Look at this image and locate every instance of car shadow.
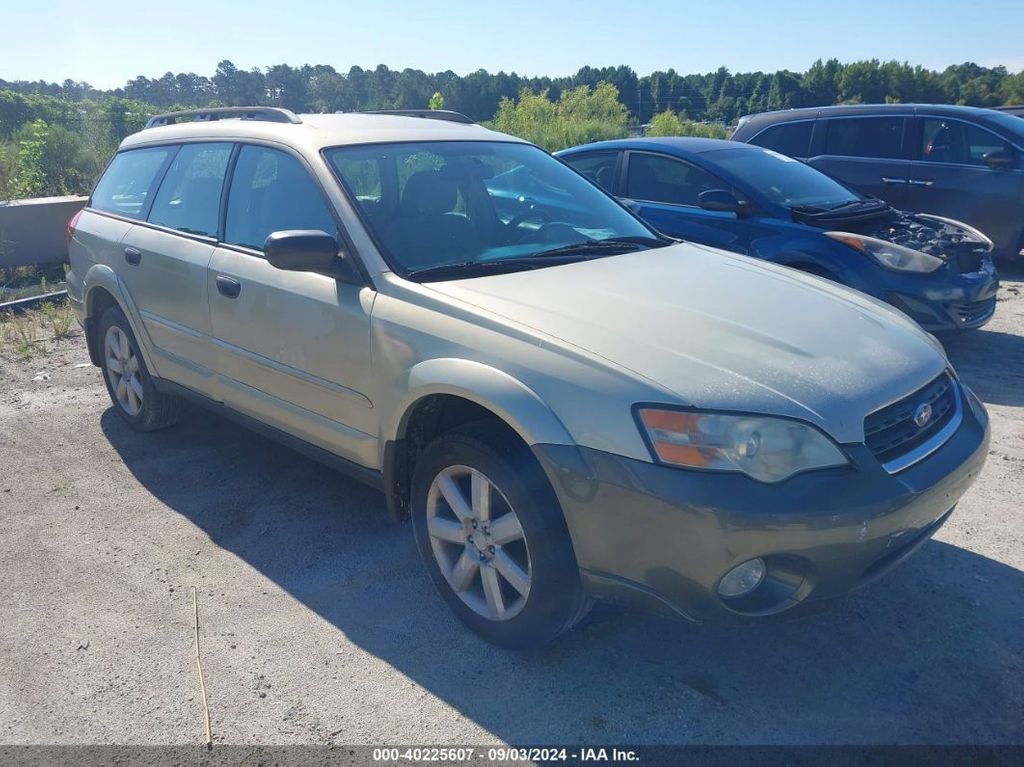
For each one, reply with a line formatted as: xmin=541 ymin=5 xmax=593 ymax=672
xmin=100 ymin=407 xmax=1024 ymax=745
xmin=943 ymin=324 xmax=1024 ymax=407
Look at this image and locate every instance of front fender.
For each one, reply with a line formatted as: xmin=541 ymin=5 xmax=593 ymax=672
xmin=383 ymin=357 xmax=576 ymax=450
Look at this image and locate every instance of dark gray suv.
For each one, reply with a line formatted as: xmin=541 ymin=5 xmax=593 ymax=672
xmin=732 ymin=104 xmax=1024 ymax=261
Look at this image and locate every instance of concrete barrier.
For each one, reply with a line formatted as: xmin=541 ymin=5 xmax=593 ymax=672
xmin=0 ymin=196 xmax=88 ymax=268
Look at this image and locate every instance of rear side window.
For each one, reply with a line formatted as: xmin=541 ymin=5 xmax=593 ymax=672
xmin=921 ymin=118 xmax=1017 ymax=166
xmin=90 ymin=147 xmax=175 ymax=219
xmin=748 ymin=122 xmax=812 ymax=158
xmin=225 ymin=146 xmax=336 ymax=251
xmin=148 ymin=143 xmax=232 ymax=237
xmin=625 ymin=153 xmax=721 ymax=207
xmin=823 ymin=117 xmax=904 ymax=159
xmin=563 ymin=152 xmax=619 ymax=193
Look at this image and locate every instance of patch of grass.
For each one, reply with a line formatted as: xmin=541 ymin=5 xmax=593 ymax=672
xmin=1 ymin=312 xmax=47 ymax=360
xmin=39 ymin=299 xmax=77 ymax=340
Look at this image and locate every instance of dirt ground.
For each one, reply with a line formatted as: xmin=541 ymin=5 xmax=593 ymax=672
xmin=0 ymin=274 xmax=1022 ymax=747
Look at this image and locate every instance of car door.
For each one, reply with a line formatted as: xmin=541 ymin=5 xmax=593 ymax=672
xmin=808 ymin=115 xmax=911 ymax=208
xmin=119 ymin=142 xmax=233 ymax=386
xmin=620 ymin=151 xmax=771 ymax=255
xmin=908 ymin=116 xmax=1024 ymax=257
xmin=209 ymin=143 xmax=377 ymax=467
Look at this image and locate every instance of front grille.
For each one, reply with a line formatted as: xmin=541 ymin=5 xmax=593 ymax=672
xmin=864 ymin=372 xmax=958 ymax=468
xmin=949 ymin=297 xmax=996 ymax=327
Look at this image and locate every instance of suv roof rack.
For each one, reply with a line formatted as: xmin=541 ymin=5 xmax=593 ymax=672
xmin=359 ymin=109 xmax=475 ymax=125
xmin=145 ymin=106 xmax=302 ymax=129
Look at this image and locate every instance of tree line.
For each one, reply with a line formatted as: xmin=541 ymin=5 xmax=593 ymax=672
xmin=4 ymin=58 xmax=1023 ymax=128
xmin=1 ymin=58 xmax=1022 ymax=199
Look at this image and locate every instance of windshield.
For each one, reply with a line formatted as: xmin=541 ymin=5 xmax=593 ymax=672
xmin=708 ymin=147 xmax=863 ymax=209
xmin=324 ymin=141 xmax=658 ymax=278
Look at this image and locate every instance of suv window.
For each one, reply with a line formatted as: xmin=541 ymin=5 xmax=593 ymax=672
xmin=748 ymin=122 xmax=812 ymax=157
xmin=225 ymin=146 xmax=336 ymax=251
xmin=921 ymin=118 xmax=1016 ymax=166
xmin=823 ymin=117 xmax=904 ymax=159
xmin=563 ymin=152 xmax=619 ymax=193
xmin=148 ymin=143 xmax=232 ymax=237
xmin=90 ymin=147 xmax=175 ymax=220
xmin=625 ymin=153 xmax=720 ymax=207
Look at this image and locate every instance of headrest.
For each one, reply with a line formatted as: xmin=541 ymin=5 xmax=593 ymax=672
xmin=402 ymin=170 xmax=458 ymax=215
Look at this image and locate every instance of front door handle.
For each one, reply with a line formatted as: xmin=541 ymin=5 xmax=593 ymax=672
xmin=124 ymin=247 xmax=142 ymax=265
xmin=909 ymin=179 xmax=934 ymax=186
xmin=215 ymin=274 xmax=241 ymax=298
xmin=881 ymin=177 xmax=909 ymax=185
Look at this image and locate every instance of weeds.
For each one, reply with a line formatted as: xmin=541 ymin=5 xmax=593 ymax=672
xmin=0 ymin=298 xmax=77 ymax=360
xmin=39 ymin=300 xmax=76 ymax=340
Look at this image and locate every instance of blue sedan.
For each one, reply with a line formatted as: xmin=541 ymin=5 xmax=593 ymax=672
xmin=557 ymin=138 xmax=999 ymax=333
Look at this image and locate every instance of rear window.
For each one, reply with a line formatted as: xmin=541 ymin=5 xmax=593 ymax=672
xmin=748 ymin=122 xmax=812 ymax=158
xmin=90 ymin=147 xmax=175 ymax=219
xmin=823 ymin=117 xmax=905 ymax=159
xmin=148 ymin=143 xmax=232 ymax=237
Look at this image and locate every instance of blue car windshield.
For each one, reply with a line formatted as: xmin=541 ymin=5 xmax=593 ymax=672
xmin=325 ymin=141 xmax=657 ymax=276
xmin=708 ymin=147 xmax=863 ymax=209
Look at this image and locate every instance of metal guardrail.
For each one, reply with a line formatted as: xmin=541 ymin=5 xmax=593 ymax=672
xmin=0 ymin=195 xmax=87 ymax=268
xmin=0 ymin=289 xmax=69 ymax=314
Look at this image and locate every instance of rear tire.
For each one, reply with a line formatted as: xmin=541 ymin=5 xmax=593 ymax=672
xmin=411 ymin=421 xmax=590 ymax=648
xmin=98 ymin=305 xmax=182 ymax=432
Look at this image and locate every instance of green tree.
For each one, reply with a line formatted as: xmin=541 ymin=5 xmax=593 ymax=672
xmin=428 ymin=91 xmax=445 ymax=110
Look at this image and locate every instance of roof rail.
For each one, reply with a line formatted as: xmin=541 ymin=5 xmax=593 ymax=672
xmin=359 ymin=109 xmax=475 ymax=125
xmin=145 ymin=106 xmax=302 ymax=129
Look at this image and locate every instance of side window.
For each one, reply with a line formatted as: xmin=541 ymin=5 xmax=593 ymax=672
xmin=922 ymin=118 xmax=1015 ymax=166
xmin=625 ymin=153 xmax=721 ymax=207
xmin=90 ymin=147 xmax=175 ymax=219
xmin=823 ymin=117 xmax=904 ymax=159
xmin=563 ymin=152 xmax=619 ymax=193
xmin=748 ymin=122 xmax=812 ymax=158
xmin=225 ymin=146 xmax=336 ymax=251
xmin=148 ymin=143 xmax=232 ymax=236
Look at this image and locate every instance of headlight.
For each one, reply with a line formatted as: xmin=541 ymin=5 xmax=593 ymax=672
xmin=825 ymin=231 xmax=944 ymax=273
xmin=637 ymin=408 xmax=848 ymax=483
xmin=914 ymin=214 xmax=994 ymax=251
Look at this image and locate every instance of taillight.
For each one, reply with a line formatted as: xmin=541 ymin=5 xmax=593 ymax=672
xmin=66 ymin=209 xmax=83 ymax=251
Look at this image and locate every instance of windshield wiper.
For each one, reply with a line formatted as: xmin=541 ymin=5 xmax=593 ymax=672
xmin=528 ymin=238 xmax=659 ymax=259
xmin=406 ymin=254 xmax=592 ymax=281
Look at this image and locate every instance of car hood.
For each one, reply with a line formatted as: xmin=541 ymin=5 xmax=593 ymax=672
xmin=425 ymin=243 xmax=948 ymax=444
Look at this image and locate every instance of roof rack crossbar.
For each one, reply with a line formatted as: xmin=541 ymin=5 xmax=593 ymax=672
xmin=145 ymin=107 xmax=302 ymax=129
xmin=359 ymin=109 xmax=475 ymax=125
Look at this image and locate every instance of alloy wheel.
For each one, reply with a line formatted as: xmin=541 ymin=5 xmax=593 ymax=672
xmin=104 ymin=325 xmax=143 ymax=416
xmin=425 ymin=465 xmax=532 ymax=621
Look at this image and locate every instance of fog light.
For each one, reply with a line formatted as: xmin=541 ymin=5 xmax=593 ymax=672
xmin=718 ymin=558 xmax=766 ymax=599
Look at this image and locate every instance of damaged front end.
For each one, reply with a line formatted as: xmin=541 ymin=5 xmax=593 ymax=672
xmin=794 ymin=205 xmax=999 ymax=332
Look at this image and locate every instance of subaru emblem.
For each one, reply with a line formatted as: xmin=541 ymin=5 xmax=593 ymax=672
xmin=913 ymin=402 xmax=933 ymax=428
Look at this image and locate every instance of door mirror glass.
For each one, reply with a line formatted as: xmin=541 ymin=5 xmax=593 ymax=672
xmin=982 ymin=148 xmax=1016 ymax=170
xmin=698 ymin=188 xmax=744 ymax=214
xmin=264 ymin=230 xmax=339 ymax=273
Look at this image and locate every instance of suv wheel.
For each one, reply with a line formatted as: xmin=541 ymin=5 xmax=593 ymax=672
xmin=411 ymin=422 xmax=591 ymax=648
xmin=98 ymin=305 xmax=182 ymax=431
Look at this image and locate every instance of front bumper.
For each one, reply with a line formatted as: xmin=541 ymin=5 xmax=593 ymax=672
xmin=884 ymin=260 xmax=999 ymax=333
xmin=534 ymin=388 xmax=989 ymax=622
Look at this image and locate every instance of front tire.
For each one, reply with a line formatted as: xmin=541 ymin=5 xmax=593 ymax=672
xmin=98 ymin=305 xmax=182 ymax=431
xmin=411 ymin=422 xmax=590 ymax=648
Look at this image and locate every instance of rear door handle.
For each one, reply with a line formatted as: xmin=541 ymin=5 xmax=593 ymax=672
xmin=124 ymin=247 xmax=142 ymax=265
xmin=909 ymin=179 xmax=934 ymax=186
xmin=881 ymin=177 xmax=909 ymax=185
xmin=215 ymin=274 xmax=241 ymax=298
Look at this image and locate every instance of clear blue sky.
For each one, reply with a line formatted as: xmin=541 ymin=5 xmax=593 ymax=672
xmin=4 ymin=0 xmax=1023 ymax=89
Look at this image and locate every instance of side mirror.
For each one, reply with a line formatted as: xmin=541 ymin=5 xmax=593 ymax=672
xmin=699 ymin=188 xmax=747 ymax=215
xmin=982 ymin=148 xmax=1016 ymax=170
xmin=264 ymin=230 xmax=342 ymax=273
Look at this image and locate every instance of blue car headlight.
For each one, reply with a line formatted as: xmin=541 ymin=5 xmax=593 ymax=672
xmin=825 ymin=231 xmax=944 ymax=273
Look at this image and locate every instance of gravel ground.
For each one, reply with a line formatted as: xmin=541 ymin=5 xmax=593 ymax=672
xmin=0 ymin=275 xmax=1022 ymax=747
